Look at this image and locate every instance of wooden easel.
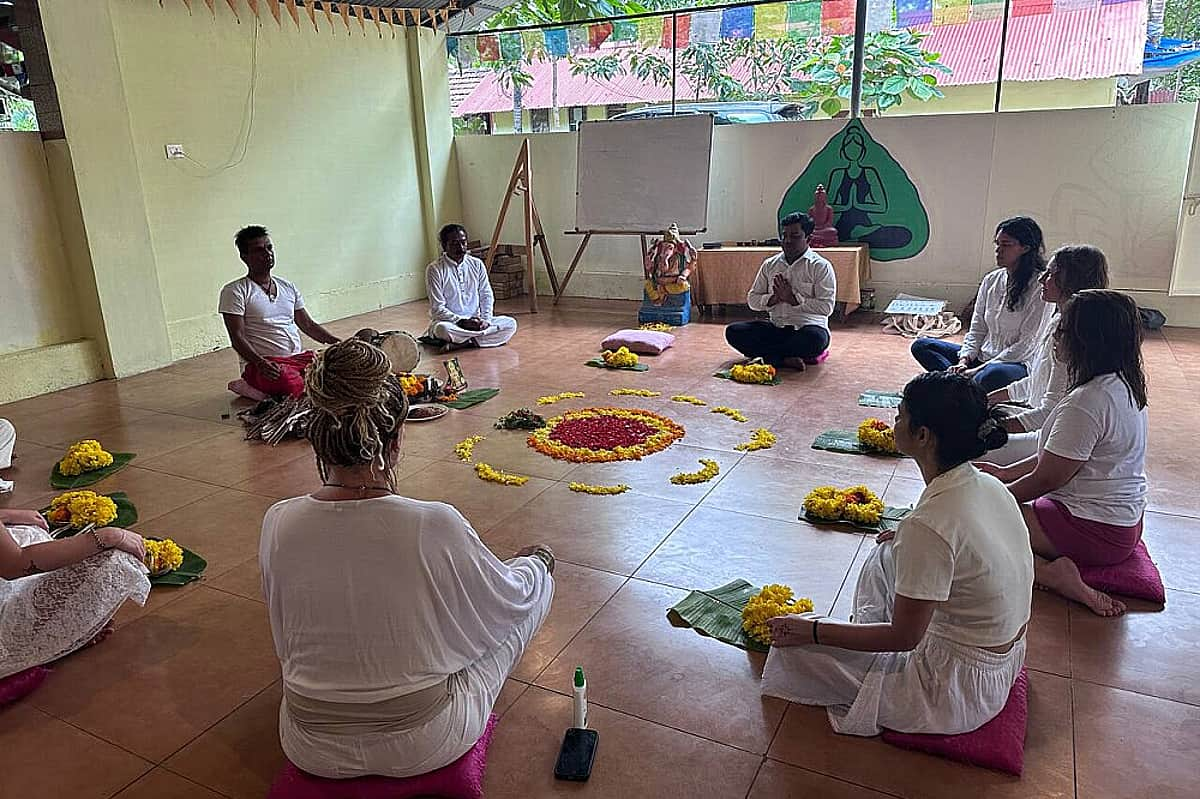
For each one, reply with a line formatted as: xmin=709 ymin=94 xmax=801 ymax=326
xmin=555 ymin=228 xmax=702 ymax=305
xmin=484 ymin=139 xmax=559 ymax=313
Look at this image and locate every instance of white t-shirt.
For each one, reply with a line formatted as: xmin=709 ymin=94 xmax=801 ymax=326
xmin=218 ymin=275 xmax=305 ymax=363
xmin=892 ymin=463 xmax=1033 ymax=649
xmin=1040 ymin=373 xmax=1148 ymax=526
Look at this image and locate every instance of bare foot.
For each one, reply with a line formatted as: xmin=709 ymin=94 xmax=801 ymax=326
xmin=780 ymin=357 xmax=807 ymax=371
xmin=1037 ymin=557 xmax=1126 ymax=617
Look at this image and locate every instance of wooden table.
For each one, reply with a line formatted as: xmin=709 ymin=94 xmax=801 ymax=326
xmin=692 ymin=245 xmax=872 ymax=316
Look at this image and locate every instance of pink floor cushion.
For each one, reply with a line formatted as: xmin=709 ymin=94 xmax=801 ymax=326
xmin=228 ymin=378 xmax=270 ymax=402
xmin=0 ymin=667 xmax=50 ymax=709
xmin=1078 ymin=541 xmax=1166 ymax=605
xmin=601 ymin=329 xmax=676 ymax=355
xmin=803 ymin=350 xmax=830 ymax=366
xmin=881 ymin=668 xmax=1028 ymax=776
xmin=267 ymin=714 xmax=498 ymax=799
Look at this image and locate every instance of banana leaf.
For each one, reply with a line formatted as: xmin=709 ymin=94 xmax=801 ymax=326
xmin=147 ymin=539 xmax=207 ymax=587
xmin=713 ymin=368 xmax=782 ymax=385
xmin=666 ymin=579 xmax=768 ymax=653
xmin=811 ymin=430 xmax=906 ymax=458
xmin=585 ymin=358 xmax=649 ymax=372
xmin=801 ymin=505 xmax=912 ymax=533
xmin=857 ymin=390 xmax=902 ymax=409
xmin=50 ymin=452 xmax=136 ymax=489
xmin=440 ymin=388 xmax=500 ymax=410
xmin=42 ymin=492 xmax=138 ymax=536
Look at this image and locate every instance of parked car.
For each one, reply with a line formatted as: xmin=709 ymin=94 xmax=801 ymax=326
xmin=609 ymin=101 xmax=803 ymax=125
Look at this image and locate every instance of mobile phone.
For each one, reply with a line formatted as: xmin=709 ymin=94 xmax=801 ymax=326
xmin=554 ymin=727 xmax=598 ymax=781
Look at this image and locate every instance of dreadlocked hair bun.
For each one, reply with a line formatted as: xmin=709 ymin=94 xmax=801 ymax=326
xmin=305 ymin=339 xmax=409 ymax=489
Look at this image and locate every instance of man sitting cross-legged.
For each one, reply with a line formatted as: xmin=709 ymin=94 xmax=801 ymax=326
xmin=219 ymin=225 xmax=339 ymax=398
xmin=725 ymin=212 xmax=836 ymax=369
xmin=426 ymin=224 xmax=517 ymax=352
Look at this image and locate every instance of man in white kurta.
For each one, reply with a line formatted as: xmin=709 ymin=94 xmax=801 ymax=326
xmin=426 ymin=225 xmax=517 ymax=349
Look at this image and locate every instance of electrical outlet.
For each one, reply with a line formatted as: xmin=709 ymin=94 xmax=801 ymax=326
xmin=165 ymin=144 xmax=186 ymax=160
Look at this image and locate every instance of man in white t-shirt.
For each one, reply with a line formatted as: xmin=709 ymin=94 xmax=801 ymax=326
xmin=219 ymin=225 xmax=339 ymax=398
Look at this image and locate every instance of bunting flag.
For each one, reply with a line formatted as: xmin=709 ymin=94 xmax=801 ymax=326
xmin=754 ymin=4 xmax=788 ymax=39
xmin=636 ymin=18 xmax=660 ymax=47
xmin=611 ymin=20 xmax=638 ymax=42
xmin=1053 ymin=0 xmax=1098 ymax=9
xmin=720 ymin=7 xmax=754 ymax=39
xmin=267 ymin=0 xmax=281 ymax=26
xmin=499 ymin=31 xmax=522 ymax=61
xmin=181 ymin=0 xmax=192 ymax=12
xmin=569 ymin=25 xmax=592 ymax=52
xmin=787 ymin=1 xmax=822 ymax=39
xmin=357 ymin=5 xmax=368 ymax=35
xmin=323 ymin=1 xmax=335 ymax=29
xmin=865 ymin=0 xmax=895 ymax=31
xmin=204 ymin=0 xmax=215 ymax=14
xmin=662 ymin=15 xmax=690 ymax=48
xmin=1013 ymin=0 xmax=1053 ymax=13
xmin=225 ymin=0 xmax=240 ymax=21
xmin=339 ymin=2 xmax=351 ymax=31
xmin=821 ymin=0 xmax=855 ymax=34
xmin=589 ymin=22 xmax=613 ymax=49
xmin=522 ymin=29 xmax=543 ymax=55
xmin=285 ymin=0 xmax=299 ymax=28
xmin=458 ymin=35 xmax=478 ymax=67
xmin=896 ymin=0 xmax=933 ymax=25
xmin=969 ymin=0 xmax=1006 ymax=19
xmin=690 ymin=10 xmax=721 ymax=43
xmin=447 ymin=36 xmax=459 ymax=60
xmin=370 ymin=6 xmax=385 ymax=36
xmin=933 ymin=0 xmax=969 ymax=24
xmin=246 ymin=0 xmax=259 ymax=20
xmin=305 ymin=0 xmax=318 ymax=29
xmin=477 ymin=33 xmax=500 ymax=61
xmin=545 ymin=27 xmax=569 ymax=57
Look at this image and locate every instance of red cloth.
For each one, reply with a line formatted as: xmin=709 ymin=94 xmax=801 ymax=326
xmin=1033 ymin=497 xmax=1143 ymax=567
xmin=242 ymin=351 xmax=315 ymax=399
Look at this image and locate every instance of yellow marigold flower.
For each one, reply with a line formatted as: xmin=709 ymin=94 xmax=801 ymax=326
xmin=57 ymin=439 xmax=114 ymax=477
xmin=802 ymin=486 xmax=847 ymax=521
xmin=857 ymin=418 xmax=898 ymax=453
xmin=609 ymin=388 xmax=661 ymax=397
xmin=639 ymin=322 xmax=673 ymax=333
xmin=741 ymin=584 xmax=815 ymax=645
xmin=474 ymin=462 xmax=529 ymax=486
xmin=735 ymin=428 xmax=777 ymax=452
xmin=144 ymin=538 xmax=184 ymax=574
xmin=454 ymin=435 xmax=485 ymax=463
xmin=730 ymin=362 xmax=777 ymax=384
xmin=537 ymin=391 xmax=586 ymax=405
xmin=48 ymin=490 xmax=118 ymax=528
xmin=670 ymin=458 xmax=720 ymax=485
xmin=711 ymin=406 xmax=749 ymax=423
xmin=840 ymin=485 xmax=885 ymax=525
xmin=568 ymin=481 xmax=630 ymax=495
xmin=670 ymin=395 xmax=707 ymax=406
xmin=601 ymin=347 xmax=640 ymax=368
xmin=398 ymin=373 xmax=425 ymax=398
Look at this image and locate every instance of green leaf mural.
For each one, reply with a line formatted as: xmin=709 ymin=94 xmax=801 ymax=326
xmin=778 ymin=120 xmax=930 ymax=262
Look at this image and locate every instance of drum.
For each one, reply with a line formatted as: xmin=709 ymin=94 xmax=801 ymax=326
xmin=373 ymin=331 xmax=421 ymax=374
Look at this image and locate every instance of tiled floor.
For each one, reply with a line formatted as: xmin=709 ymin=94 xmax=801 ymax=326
xmin=2 ymin=299 xmax=1198 ymax=799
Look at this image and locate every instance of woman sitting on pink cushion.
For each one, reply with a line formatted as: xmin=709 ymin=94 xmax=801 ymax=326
xmin=980 ymin=290 xmax=1148 ymax=618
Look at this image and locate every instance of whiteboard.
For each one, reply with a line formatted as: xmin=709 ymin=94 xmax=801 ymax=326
xmin=575 ymin=115 xmax=714 ymax=233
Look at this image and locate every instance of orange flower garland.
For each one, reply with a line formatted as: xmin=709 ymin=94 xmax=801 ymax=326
xmin=528 ymin=406 xmax=685 ymax=463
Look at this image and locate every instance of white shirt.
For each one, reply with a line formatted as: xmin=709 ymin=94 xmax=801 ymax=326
xmin=260 ymin=494 xmax=553 ymax=703
xmin=426 ymin=254 xmax=494 ymax=325
xmin=1006 ymin=310 xmax=1070 ymax=432
xmin=1040 ymin=373 xmax=1148 ymax=526
xmin=218 ymin=275 xmax=305 ymax=364
xmin=746 ymin=249 xmax=837 ymax=330
xmin=961 ymin=268 xmax=1049 ymax=367
xmin=892 ymin=463 xmax=1033 ymax=649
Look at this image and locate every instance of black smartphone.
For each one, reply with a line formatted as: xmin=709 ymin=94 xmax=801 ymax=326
xmin=554 ymin=727 xmax=598 ymax=781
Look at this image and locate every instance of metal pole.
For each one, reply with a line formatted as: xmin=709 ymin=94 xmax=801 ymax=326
xmin=994 ymin=0 xmax=1014 ymax=112
xmin=850 ymin=0 xmax=867 ymax=117
xmin=671 ymin=11 xmax=678 ymax=115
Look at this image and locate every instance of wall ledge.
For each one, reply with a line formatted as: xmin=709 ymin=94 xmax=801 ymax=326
xmin=0 ymin=339 xmax=106 ymax=404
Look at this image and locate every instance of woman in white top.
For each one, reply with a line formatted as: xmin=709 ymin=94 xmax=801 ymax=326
xmin=985 ymin=245 xmax=1110 ymax=465
xmin=911 ymin=217 xmax=1050 ymax=393
xmin=1 ymin=510 xmax=148 ymax=678
xmin=762 ymin=373 xmax=1032 ymax=737
xmin=982 ymin=291 xmax=1148 ymax=618
xmin=260 ymin=340 xmax=554 ymax=779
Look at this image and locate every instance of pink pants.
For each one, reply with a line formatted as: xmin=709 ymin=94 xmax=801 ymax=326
xmin=242 ymin=351 xmax=315 ymax=399
xmin=1033 ymin=497 xmax=1143 ymax=567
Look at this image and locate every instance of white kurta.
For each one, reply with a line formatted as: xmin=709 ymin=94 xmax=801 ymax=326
xmin=260 ymin=494 xmax=553 ymax=778
xmin=960 ymin=268 xmax=1050 ymax=368
xmin=425 ymin=254 xmax=517 ymax=348
xmin=0 ymin=418 xmax=14 ymax=493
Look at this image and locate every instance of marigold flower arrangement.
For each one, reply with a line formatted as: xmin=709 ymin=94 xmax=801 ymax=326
xmin=537 ymin=391 xmax=585 ymax=405
xmin=802 ymin=484 xmax=885 ymax=526
xmin=454 ymin=435 xmax=485 ymax=462
xmin=735 ymin=428 xmax=777 ymax=452
xmin=398 ymin=374 xmax=425 ymax=398
xmin=57 ymin=439 xmax=114 ymax=477
xmin=639 ymin=322 xmax=674 ymax=333
xmin=528 ymin=406 xmax=685 ymax=463
xmin=711 ymin=406 xmax=749 ymax=423
xmin=47 ymin=490 xmax=118 ymax=528
xmin=802 ymin=486 xmax=846 ymax=520
xmin=610 ymin=388 xmax=661 ymax=397
xmin=669 ymin=458 xmax=720 ymax=485
xmin=742 ymin=584 xmax=815 ymax=645
xmin=568 ymin=481 xmax=630 ymax=495
xmin=670 ymin=395 xmax=707 ymax=406
xmin=730 ymin=362 xmax=777 ymax=384
xmin=144 ymin=538 xmax=184 ymax=575
xmin=857 ymin=418 xmax=898 ymax=453
xmin=474 ymin=462 xmax=529 ymax=486
xmin=600 ymin=346 xmax=640 ymax=368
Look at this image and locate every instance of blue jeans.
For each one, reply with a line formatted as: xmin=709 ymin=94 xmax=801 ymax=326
xmin=910 ymin=338 xmax=1027 ymax=393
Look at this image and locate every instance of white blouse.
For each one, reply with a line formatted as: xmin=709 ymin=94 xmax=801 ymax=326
xmin=1006 ymin=309 xmax=1070 ymax=431
xmin=960 ymin=268 xmax=1050 ymax=367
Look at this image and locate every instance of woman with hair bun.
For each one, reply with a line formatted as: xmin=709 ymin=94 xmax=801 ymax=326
xmin=259 ymin=339 xmax=555 ymax=778
xmin=762 ymin=372 xmax=1032 ymax=737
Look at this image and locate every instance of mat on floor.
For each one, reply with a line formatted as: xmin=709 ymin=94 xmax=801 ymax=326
xmin=585 ymin=357 xmax=650 ymax=372
xmin=811 ymin=430 xmax=905 ymax=458
xmin=49 ymin=453 xmax=136 ymax=489
xmin=667 ymin=579 xmax=768 ymax=653
xmin=440 ymin=388 xmax=501 ymax=410
xmin=800 ymin=506 xmax=912 ymax=533
xmin=713 ymin=368 xmax=783 ymax=385
xmin=857 ymin=390 xmax=902 ymax=409
xmin=42 ymin=491 xmax=138 ymax=537
xmin=1079 ymin=541 xmax=1166 ymax=605
xmin=146 ymin=538 xmax=208 ymax=587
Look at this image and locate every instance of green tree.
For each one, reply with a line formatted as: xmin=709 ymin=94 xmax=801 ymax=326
xmin=1152 ymin=0 xmax=1199 ymax=102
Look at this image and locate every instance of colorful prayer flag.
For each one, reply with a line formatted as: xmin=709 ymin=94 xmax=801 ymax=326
xmin=611 ymin=20 xmax=638 ymax=42
xmin=720 ymin=7 xmax=755 ymax=40
xmin=662 ymin=15 xmax=691 ymax=48
xmin=1053 ymin=0 xmax=1098 ymax=9
xmin=636 ymin=17 xmax=661 ymax=48
xmin=896 ymin=0 xmax=933 ymax=26
xmin=754 ymin=4 xmax=788 ymax=39
xmin=968 ymin=0 xmax=1005 ymax=21
xmin=865 ymin=0 xmax=895 ymax=32
xmin=589 ymin=22 xmax=613 ymax=49
xmin=787 ymin=0 xmax=822 ymax=39
xmin=457 ymin=35 xmax=478 ymax=68
xmin=690 ymin=10 xmax=722 ymax=43
xmin=821 ymin=0 xmax=855 ymax=35
xmin=447 ymin=36 xmax=458 ymax=61
xmin=500 ymin=32 xmax=523 ymax=62
xmin=933 ymin=0 xmax=969 ymax=25
xmin=568 ymin=26 xmax=591 ymax=53
xmin=1012 ymin=0 xmax=1053 ymax=14
xmin=477 ymin=33 xmax=500 ymax=62
xmin=545 ymin=27 xmax=569 ymax=57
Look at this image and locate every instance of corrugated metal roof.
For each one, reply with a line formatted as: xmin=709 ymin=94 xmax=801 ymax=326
xmin=454 ymin=2 xmax=1147 ymax=115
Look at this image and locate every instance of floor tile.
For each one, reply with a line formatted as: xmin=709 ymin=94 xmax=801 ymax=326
xmin=86 ymin=411 xmax=231 ymax=461
xmin=535 ymin=579 xmax=787 ymax=754
xmin=0 ymin=441 xmax=65 ymax=508
xmin=112 ymin=768 xmax=227 ymax=799
xmin=1141 ymin=511 xmax=1200 ymax=595
xmin=207 ymin=556 xmax=264 ymax=603
xmin=484 ymin=686 xmax=762 ymax=799
xmin=138 ymin=430 xmax=312 ymax=488
xmin=748 ymin=759 xmax=896 ymax=799
xmin=562 ymin=443 xmax=743 ymax=504
xmin=1025 ymin=591 xmax=1071 ymax=678
xmin=87 ymin=466 xmax=225 ymax=527
xmin=15 ymin=402 xmax=158 ymax=448
xmin=400 ymin=459 xmax=555 ymax=534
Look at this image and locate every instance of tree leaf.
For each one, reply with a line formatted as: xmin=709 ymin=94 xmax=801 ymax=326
xmin=821 ymin=97 xmax=843 ymax=118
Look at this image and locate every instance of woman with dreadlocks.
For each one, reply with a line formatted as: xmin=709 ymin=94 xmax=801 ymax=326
xmin=259 ymin=339 xmax=555 ymax=779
